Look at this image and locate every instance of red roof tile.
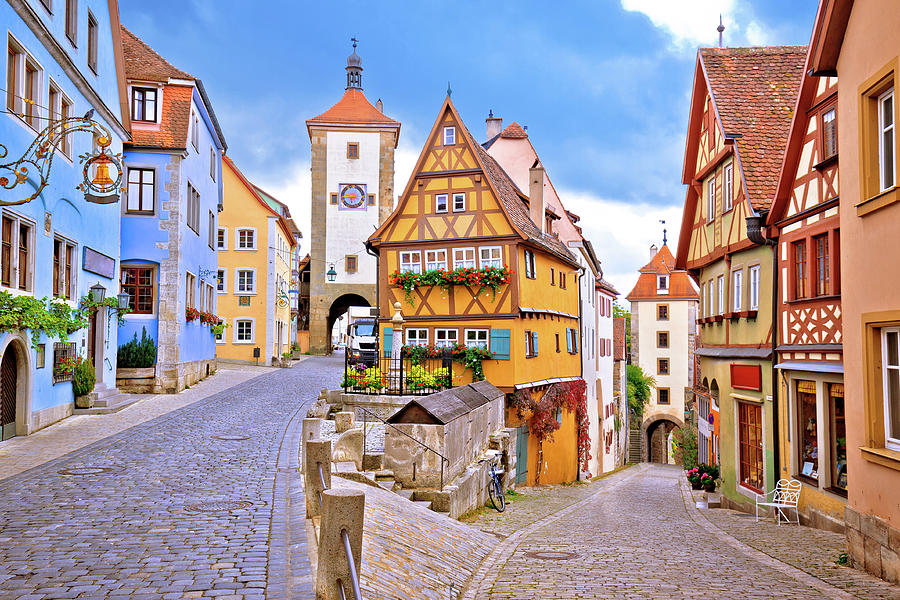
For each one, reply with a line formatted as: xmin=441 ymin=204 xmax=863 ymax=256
xmin=120 ymin=26 xmax=191 ymax=82
xmin=627 ymin=245 xmax=698 ymax=300
xmin=500 ymin=122 xmax=528 ymax=139
xmin=307 ymin=89 xmax=399 ymax=126
xmin=129 ymin=84 xmax=191 ymax=149
xmin=700 ymin=46 xmax=807 ymax=211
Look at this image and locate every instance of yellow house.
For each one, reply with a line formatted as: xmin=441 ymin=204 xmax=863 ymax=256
xmin=367 ymin=97 xmax=586 ymax=485
xmin=217 ymin=156 xmax=297 ymax=365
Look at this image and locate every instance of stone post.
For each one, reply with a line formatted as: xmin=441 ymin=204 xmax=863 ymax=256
xmin=389 ymin=301 xmax=404 ymax=387
xmin=305 ymin=439 xmax=332 ymax=518
xmin=334 ymin=412 xmax=355 ymax=433
xmin=301 ymin=418 xmax=322 ymax=476
xmin=316 ymin=489 xmax=365 ymax=600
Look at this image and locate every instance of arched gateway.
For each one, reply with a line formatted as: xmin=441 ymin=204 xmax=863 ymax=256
xmin=641 ymin=413 xmax=685 ymax=464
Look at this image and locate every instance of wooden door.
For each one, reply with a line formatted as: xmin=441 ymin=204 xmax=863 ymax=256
xmin=1 ymin=347 xmax=18 ymax=441
xmin=87 ymin=312 xmax=97 ymax=365
xmin=515 ymin=425 xmax=529 ymax=484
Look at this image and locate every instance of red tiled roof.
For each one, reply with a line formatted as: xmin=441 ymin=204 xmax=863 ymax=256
xmin=598 ymin=278 xmax=620 ymax=296
xmin=627 ymin=245 xmax=698 ymax=300
xmin=307 ymin=89 xmax=399 ymax=126
xmin=120 ymin=26 xmax=191 ymax=82
xmin=130 ymin=84 xmax=191 ymax=149
xmin=500 ymin=122 xmax=528 ymax=139
xmin=700 ymin=46 xmax=807 ymax=211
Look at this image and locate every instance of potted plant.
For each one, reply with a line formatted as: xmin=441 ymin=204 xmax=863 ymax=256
xmin=701 ymin=472 xmax=717 ymax=492
xmin=686 ymin=467 xmax=703 ymax=490
xmin=291 ymin=342 xmax=303 ymax=359
xmin=72 ymin=357 xmax=96 ymax=408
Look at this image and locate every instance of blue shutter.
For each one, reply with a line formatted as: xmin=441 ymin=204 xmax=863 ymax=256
xmin=573 ymin=329 xmax=579 ymax=353
xmin=382 ymin=327 xmax=393 ymax=357
xmin=566 ymin=329 xmax=573 ymax=353
xmin=490 ymin=328 xmax=510 ymax=360
xmin=532 ymin=331 xmax=539 ymax=356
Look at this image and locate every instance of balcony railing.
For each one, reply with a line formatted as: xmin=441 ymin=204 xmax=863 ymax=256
xmin=342 ymin=347 xmax=453 ymax=396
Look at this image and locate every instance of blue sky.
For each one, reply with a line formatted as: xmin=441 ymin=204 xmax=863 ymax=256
xmin=119 ymin=0 xmax=820 ymax=297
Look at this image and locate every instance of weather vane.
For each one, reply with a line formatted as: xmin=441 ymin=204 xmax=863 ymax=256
xmin=659 ymin=219 xmax=667 ymax=246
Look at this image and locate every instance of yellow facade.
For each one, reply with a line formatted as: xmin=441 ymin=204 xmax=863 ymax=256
xmin=217 ymin=157 xmax=295 ymax=365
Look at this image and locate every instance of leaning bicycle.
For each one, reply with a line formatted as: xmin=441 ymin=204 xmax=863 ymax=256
xmin=483 ymin=453 xmax=506 ymax=512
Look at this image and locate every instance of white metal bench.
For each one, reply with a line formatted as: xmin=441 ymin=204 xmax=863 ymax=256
xmin=755 ymin=478 xmax=802 ymax=524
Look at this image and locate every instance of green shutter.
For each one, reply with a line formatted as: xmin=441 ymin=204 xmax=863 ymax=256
xmin=490 ymin=328 xmax=510 ymax=360
xmin=532 ymin=331 xmax=539 ymax=356
xmin=566 ymin=329 xmax=573 ymax=353
xmin=382 ymin=326 xmax=393 ymax=357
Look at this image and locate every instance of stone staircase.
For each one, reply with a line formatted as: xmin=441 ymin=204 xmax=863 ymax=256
xmin=75 ymin=384 xmax=141 ymax=414
xmin=628 ymin=422 xmax=642 ymax=463
xmin=335 ymin=461 xmax=449 ymax=516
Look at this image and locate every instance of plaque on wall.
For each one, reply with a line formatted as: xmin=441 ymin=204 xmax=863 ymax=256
xmin=83 ymin=247 xmax=116 ymax=279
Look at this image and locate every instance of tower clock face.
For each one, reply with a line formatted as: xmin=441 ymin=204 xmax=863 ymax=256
xmin=339 ymin=184 xmax=367 ymax=210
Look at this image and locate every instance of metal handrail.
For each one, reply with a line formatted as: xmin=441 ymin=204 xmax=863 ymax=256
xmin=317 ymin=462 xmax=326 ymax=507
xmin=360 ymin=406 xmax=451 ymax=490
xmin=342 ymin=529 xmax=362 ymax=600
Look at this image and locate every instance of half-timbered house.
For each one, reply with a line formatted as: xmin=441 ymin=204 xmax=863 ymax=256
xmin=768 ymin=46 xmax=844 ymax=529
xmin=367 ymin=97 xmax=585 ymax=485
xmin=676 ymin=46 xmax=806 ymax=510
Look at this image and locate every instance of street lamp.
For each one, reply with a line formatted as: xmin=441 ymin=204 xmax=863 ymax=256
xmin=117 ymin=290 xmax=130 ymax=310
xmin=326 ymin=264 xmax=337 ymax=282
xmin=90 ymin=282 xmax=106 ymax=303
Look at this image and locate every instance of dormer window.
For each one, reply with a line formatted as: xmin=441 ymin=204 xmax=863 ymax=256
xmin=443 ymin=126 xmax=456 ymax=145
xmin=132 ymin=87 xmax=157 ymax=122
xmin=657 ymin=275 xmax=669 ymax=294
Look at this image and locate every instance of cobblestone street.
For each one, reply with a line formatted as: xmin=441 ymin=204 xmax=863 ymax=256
xmin=0 ymin=356 xmax=342 ymax=600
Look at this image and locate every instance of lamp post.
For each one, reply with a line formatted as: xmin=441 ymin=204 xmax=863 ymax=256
xmin=90 ymin=282 xmax=106 ymax=303
xmin=117 ymin=290 xmax=130 ymax=310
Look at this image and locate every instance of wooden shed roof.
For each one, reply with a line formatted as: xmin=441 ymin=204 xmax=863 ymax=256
xmin=387 ymin=381 xmax=504 ymax=426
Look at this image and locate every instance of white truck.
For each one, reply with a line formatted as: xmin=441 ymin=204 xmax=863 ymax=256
xmin=346 ymin=306 xmax=379 ymax=366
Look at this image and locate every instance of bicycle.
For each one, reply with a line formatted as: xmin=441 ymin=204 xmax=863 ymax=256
xmin=483 ymin=453 xmax=506 ymax=512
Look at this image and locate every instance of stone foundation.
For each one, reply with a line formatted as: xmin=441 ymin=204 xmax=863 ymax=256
xmin=31 ymin=402 xmax=74 ymax=434
xmin=116 ymin=358 xmax=217 ymax=394
xmin=331 ymin=390 xmax=415 ymax=421
xmin=845 ymin=506 xmax=900 ymax=583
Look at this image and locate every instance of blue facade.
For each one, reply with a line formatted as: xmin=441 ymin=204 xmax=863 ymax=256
xmin=1 ymin=0 xmax=130 ymax=435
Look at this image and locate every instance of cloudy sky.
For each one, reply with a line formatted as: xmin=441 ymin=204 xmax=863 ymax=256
xmin=119 ymin=0 xmax=819 ymax=300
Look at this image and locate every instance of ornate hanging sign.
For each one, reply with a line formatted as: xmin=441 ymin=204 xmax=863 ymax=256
xmin=0 ymin=113 xmax=124 ymax=206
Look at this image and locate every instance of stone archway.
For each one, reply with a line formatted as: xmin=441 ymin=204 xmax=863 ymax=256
xmin=326 ymin=294 xmax=371 ymax=354
xmin=0 ymin=334 xmax=32 ymax=440
xmin=641 ymin=413 xmax=685 ymax=464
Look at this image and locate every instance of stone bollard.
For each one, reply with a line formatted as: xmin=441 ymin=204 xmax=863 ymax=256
xmin=301 ymin=418 xmax=322 ymax=476
xmin=316 ymin=489 xmax=365 ymax=600
xmin=305 ymin=439 xmax=332 ymax=518
xmin=334 ymin=411 xmax=355 ymax=433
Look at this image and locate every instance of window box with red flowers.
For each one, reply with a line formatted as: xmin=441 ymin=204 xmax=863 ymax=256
xmin=389 ymin=266 xmax=512 ymax=305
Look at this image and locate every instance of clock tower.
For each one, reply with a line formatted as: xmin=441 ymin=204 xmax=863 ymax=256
xmin=306 ymin=41 xmax=400 ymax=354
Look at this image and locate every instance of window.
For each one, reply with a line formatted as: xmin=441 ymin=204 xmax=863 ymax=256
xmin=724 ymin=163 xmax=734 ymax=211
xmin=216 ymin=269 xmax=226 ymax=293
xmin=545 ymin=213 xmax=554 ymax=235
xmin=524 ymin=249 xmax=536 ymax=279
xmin=443 ymin=126 xmax=456 ymax=145
xmin=793 ymin=240 xmax=807 ymax=299
xmin=330 ymin=193 xmax=338 ymax=205
xmin=657 ymin=358 xmax=669 ymax=375
xmin=216 ymin=227 xmax=226 ymax=250
xmin=435 ymin=194 xmax=448 ymax=213
xmin=465 ymin=329 xmax=488 ymax=349
xmin=65 ymin=0 xmax=77 ymax=44
xmin=814 ymin=234 xmax=830 ymax=297
xmin=560 ymin=273 xmax=567 ymax=289
xmin=550 ymin=268 xmax=555 ymax=286
xmin=6 ymin=43 xmax=16 ymax=112
xmin=23 ymin=56 xmax=39 ymax=128
xmin=125 ymin=168 xmax=155 ymax=214
xmin=657 ymin=331 xmax=669 ymax=348
xmin=86 ymin=12 xmax=97 ymax=73
xmin=479 ymin=246 xmax=502 ymax=269
xmin=828 ymin=383 xmax=847 ymax=491
xmin=53 ymin=342 xmax=75 ymax=384
xmin=705 ymin=281 xmax=713 ymax=317
xmin=205 ymin=282 xmax=214 ymax=312
xmin=131 ymin=87 xmax=157 ymax=122
xmin=1 ymin=214 xmax=33 ymax=293
xmin=658 ymin=388 xmax=670 ymax=405
xmin=732 ymin=269 xmax=743 ymax=312
xmin=879 ymin=88 xmax=895 ymax=192
xmin=424 ymin=249 xmax=446 ymax=271
xmin=185 ymin=272 xmax=196 ymax=309
xmin=822 ymin=108 xmax=837 ymax=159
xmin=399 ymin=251 xmax=421 ymax=274
xmin=796 ymin=380 xmax=818 ymax=482
xmin=210 ymin=147 xmax=216 ymax=181
xmin=749 ymin=265 xmax=760 ymax=311
xmin=191 ymin=111 xmax=200 ymax=150
xmin=36 ymin=343 xmax=45 ymax=369
xmin=236 ymin=269 xmax=255 ymax=294
xmin=525 ymin=330 xmax=539 ymax=357
xmin=49 ymin=83 xmax=73 ymax=156
xmin=235 ymin=319 xmax=254 ymax=343
xmin=121 ymin=267 xmax=153 ymax=313
xmin=207 ymin=211 xmax=215 ymax=249
xmin=347 ymin=142 xmax=359 ymax=159
xmin=51 ymin=236 xmax=74 ymax=298
xmin=345 ymin=255 xmax=357 ymax=274
xmin=215 ymin=318 xmax=226 ymax=343
xmin=186 ymin=182 xmax=200 ymax=234
xmin=717 ymin=275 xmax=724 ymax=314
xmin=566 ymin=328 xmax=578 ymax=354
xmin=707 ymin=177 xmax=716 ymax=221
xmin=367 ymin=193 xmax=375 ymax=206
xmin=453 ymin=247 xmax=475 ymax=269
xmin=435 ymin=329 xmax=457 ymax=348
xmin=657 ymin=304 xmax=669 ymax=321
xmin=738 ymin=402 xmax=764 ymax=493
xmin=237 ymin=228 xmax=256 ymax=250
xmin=657 ymin=275 xmax=668 ymax=293
xmin=453 ymin=192 xmax=466 ymax=212
xmin=406 ymin=328 xmax=428 ymax=347
xmin=881 ymin=328 xmax=900 ymax=451
xmin=555 ymin=332 xmax=561 ymax=352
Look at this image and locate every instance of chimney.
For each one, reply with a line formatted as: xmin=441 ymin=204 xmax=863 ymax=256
xmin=376 ymin=98 xmax=384 ymax=113
xmin=486 ymin=109 xmax=502 ymax=140
xmin=529 ymin=163 xmax=545 ymax=234
xmin=650 ymin=244 xmax=658 ymax=259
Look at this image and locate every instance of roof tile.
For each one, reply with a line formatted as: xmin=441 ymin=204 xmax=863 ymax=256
xmin=626 ymin=245 xmax=698 ymax=300
xmin=307 ymin=89 xmax=399 ymax=126
xmin=121 ymin=26 xmax=191 ymax=82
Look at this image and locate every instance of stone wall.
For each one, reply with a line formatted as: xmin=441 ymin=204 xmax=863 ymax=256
xmin=157 ymin=154 xmax=184 ymax=393
xmin=845 ymin=506 xmax=900 ymax=583
xmin=116 ymin=358 xmax=217 ymax=394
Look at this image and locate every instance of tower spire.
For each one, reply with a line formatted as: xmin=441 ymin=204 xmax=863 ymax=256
xmin=660 ymin=219 xmax=667 ymax=246
xmin=717 ymin=15 xmax=725 ymax=48
xmin=346 ymin=37 xmax=363 ymax=90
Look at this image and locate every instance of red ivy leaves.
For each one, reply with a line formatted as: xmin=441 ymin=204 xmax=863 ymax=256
xmin=511 ymin=380 xmax=591 ymax=471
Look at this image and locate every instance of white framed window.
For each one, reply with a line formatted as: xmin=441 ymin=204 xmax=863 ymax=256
xmin=217 ymin=269 xmax=226 ymax=294
xmin=216 ymin=227 xmax=227 ymax=250
xmin=717 ymin=274 xmax=725 ymax=315
xmin=234 ymin=318 xmax=255 ymax=343
xmin=435 ymin=328 xmax=458 ymax=348
xmin=479 ymin=246 xmax=502 ymax=269
xmin=465 ymin=329 xmax=489 ymax=349
xmin=48 ymin=81 xmax=73 ymax=157
xmin=425 ymin=249 xmax=447 ymax=271
xmin=0 ymin=213 xmax=34 ymax=294
xmin=453 ymin=247 xmax=476 ymax=269
xmin=443 ymin=126 xmax=456 ymax=145
xmin=215 ymin=318 xmax=226 ymax=344
xmin=705 ymin=281 xmax=712 ymax=317
xmin=732 ymin=269 xmax=743 ymax=312
xmin=126 ymin=167 xmax=155 ymax=214
xmin=236 ymin=228 xmax=256 ymax=250
xmin=236 ymin=269 xmax=256 ymax=294
xmin=208 ymin=211 xmax=215 ymax=250
xmin=749 ymin=265 xmax=760 ymax=311
xmin=707 ymin=177 xmax=716 ymax=221
xmin=406 ymin=328 xmax=428 ymax=347
xmin=453 ymin=192 xmax=466 ymax=212
xmin=210 ymin=146 xmax=216 ymax=181
xmin=881 ymin=328 xmax=900 ymax=451
xmin=878 ymin=88 xmax=895 ymax=192
xmin=399 ymin=251 xmax=421 ymax=274
xmin=50 ymin=235 xmax=76 ymax=300
xmin=191 ymin=111 xmax=200 ymax=150
xmin=185 ymin=271 xmax=196 ymax=309
xmin=724 ymin=163 xmax=734 ymax=211
xmin=435 ymin=194 xmax=448 ymax=213
xmin=186 ymin=182 xmax=200 ymax=234
xmin=657 ymin=275 xmax=668 ymax=293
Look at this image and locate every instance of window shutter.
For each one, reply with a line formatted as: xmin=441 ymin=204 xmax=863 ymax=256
xmin=382 ymin=327 xmax=393 ymax=357
xmin=573 ymin=329 xmax=579 ymax=353
xmin=532 ymin=331 xmax=539 ymax=356
xmin=566 ymin=329 xmax=573 ymax=353
xmin=490 ymin=328 xmax=510 ymax=360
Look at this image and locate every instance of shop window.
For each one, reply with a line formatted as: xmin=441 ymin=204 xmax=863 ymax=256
xmin=796 ymin=380 xmax=818 ymax=482
xmin=738 ymin=401 xmax=764 ymax=493
xmin=829 ymin=383 xmax=847 ymax=492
